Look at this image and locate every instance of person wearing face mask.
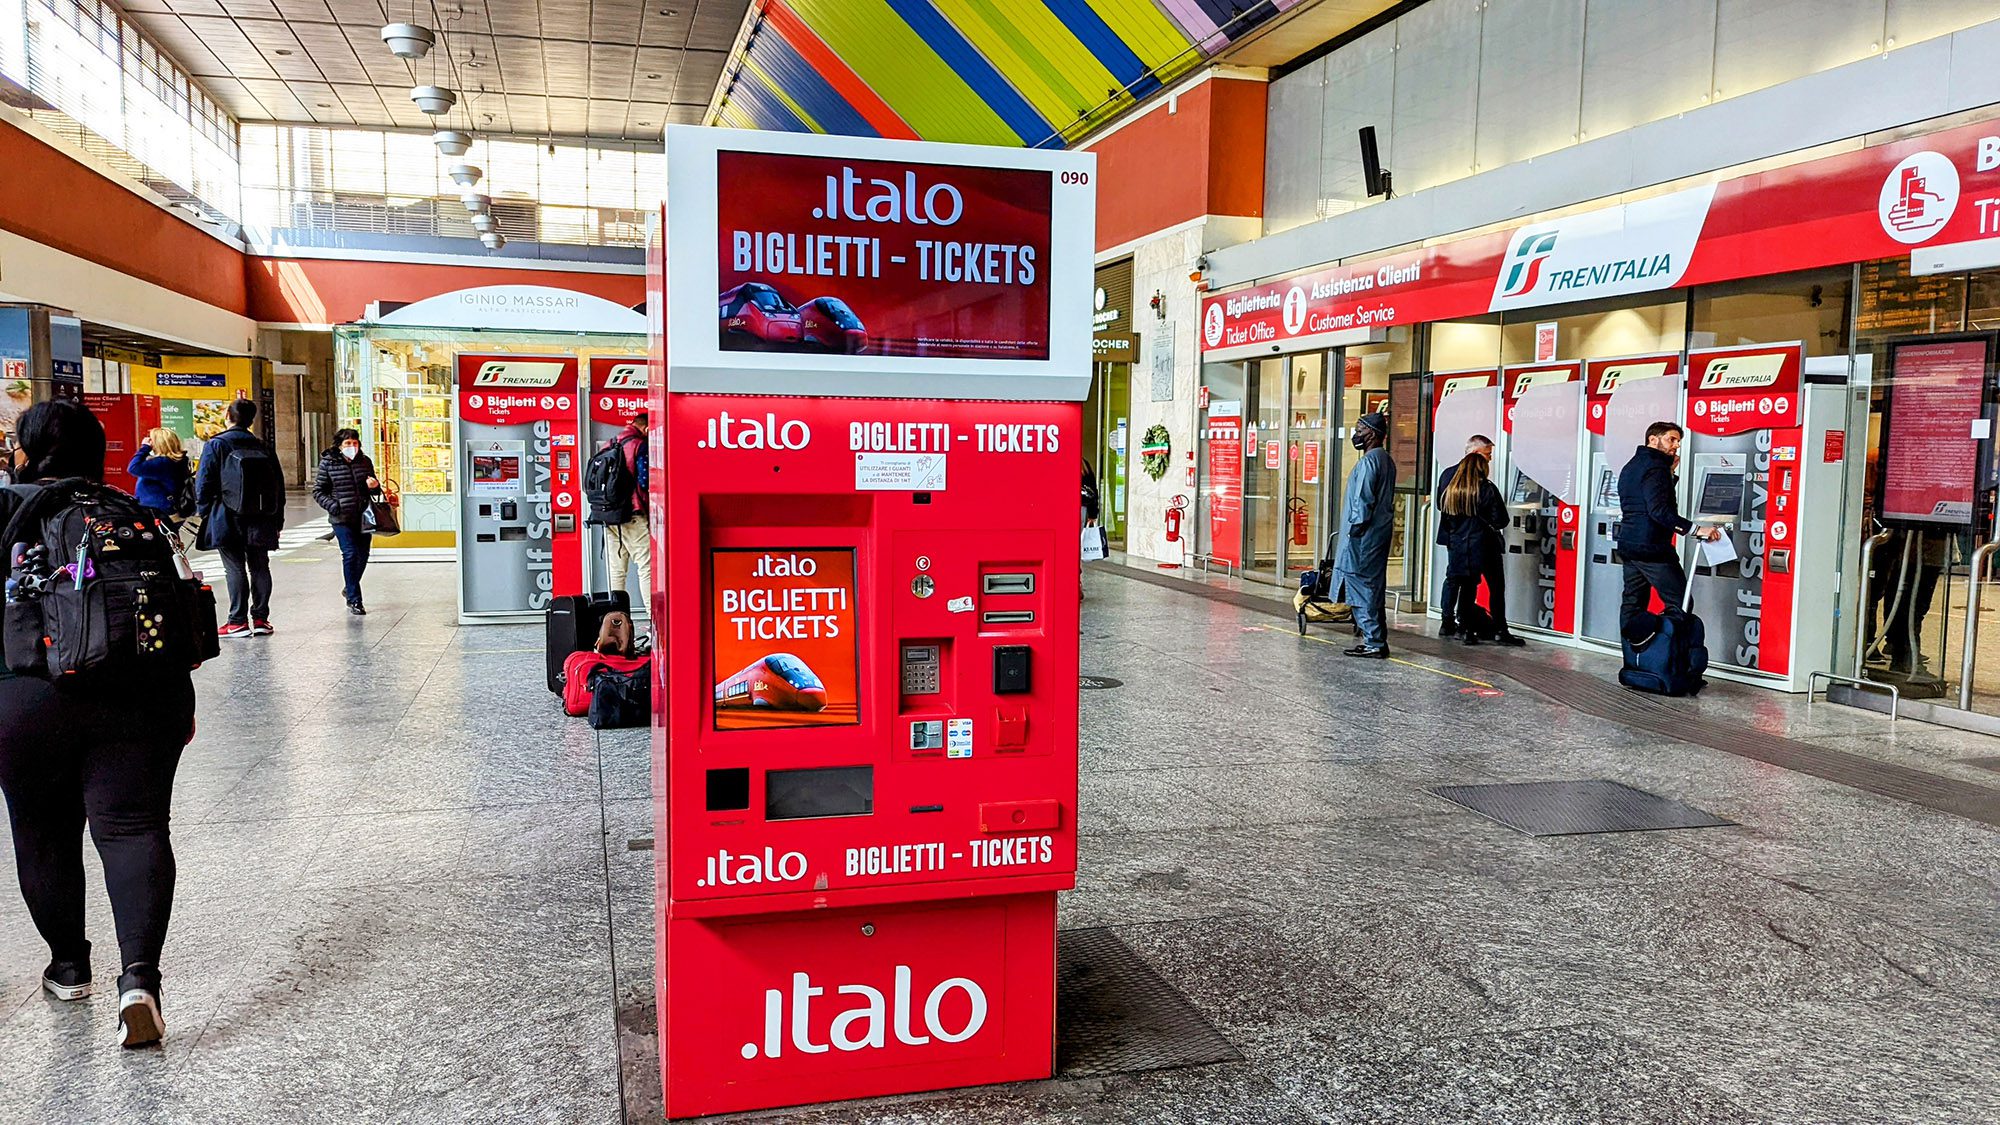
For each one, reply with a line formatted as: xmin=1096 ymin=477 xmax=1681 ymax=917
xmin=312 ymin=428 xmax=379 ymax=615
xmin=1330 ymin=411 xmax=1397 ymax=658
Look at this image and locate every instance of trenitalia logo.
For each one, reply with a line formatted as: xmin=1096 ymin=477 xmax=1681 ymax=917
xmin=1595 ymin=360 xmax=1671 ymax=394
xmin=472 ymin=360 xmax=568 ymax=388
xmin=1698 ymin=353 xmax=1786 ymax=389
xmin=1499 ymin=232 xmax=1558 ymax=299
xmin=601 ymin=362 xmax=647 ymax=390
xmin=1489 ymin=185 xmax=1714 ymax=312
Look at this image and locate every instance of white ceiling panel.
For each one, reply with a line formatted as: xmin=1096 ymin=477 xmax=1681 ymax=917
xmin=132 ymin=0 xmax=746 ymax=140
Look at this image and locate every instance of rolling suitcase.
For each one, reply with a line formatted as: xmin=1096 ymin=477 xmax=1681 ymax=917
xmin=1618 ymin=537 xmax=1710 ymax=697
xmin=545 ymin=591 xmax=632 ymax=692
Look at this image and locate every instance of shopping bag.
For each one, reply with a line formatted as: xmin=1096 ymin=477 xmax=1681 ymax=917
xmin=363 ymin=478 xmax=402 ymax=536
xmin=1080 ymin=524 xmax=1108 ymax=562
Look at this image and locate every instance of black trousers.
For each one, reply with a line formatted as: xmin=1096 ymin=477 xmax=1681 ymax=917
xmin=218 ymin=544 xmax=272 ymax=624
xmin=0 ymin=674 xmax=194 ymax=974
xmin=1620 ymin=554 xmax=1688 ymax=638
xmin=1442 ymin=544 xmax=1510 ymax=634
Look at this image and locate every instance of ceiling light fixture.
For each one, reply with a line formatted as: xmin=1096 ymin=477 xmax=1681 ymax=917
xmin=433 ymin=129 xmax=473 ymax=155
xmin=411 ymin=85 xmax=457 ymax=115
xmin=480 ymin=231 xmax=506 ymax=251
xmin=381 ymin=23 xmax=435 ymax=59
xmin=470 ymin=213 xmax=495 ymax=233
xmin=461 ymin=191 xmax=491 ymax=214
xmin=449 ymin=163 xmax=482 ymax=187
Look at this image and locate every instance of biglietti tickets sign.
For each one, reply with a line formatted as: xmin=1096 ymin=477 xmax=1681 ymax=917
xmin=1203 ymin=114 xmax=2000 ymax=353
xmin=666 ymin=126 xmax=1095 ymax=401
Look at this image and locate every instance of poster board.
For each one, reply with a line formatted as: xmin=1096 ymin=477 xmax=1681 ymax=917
xmin=1877 ymin=334 xmax=1994 ymax=528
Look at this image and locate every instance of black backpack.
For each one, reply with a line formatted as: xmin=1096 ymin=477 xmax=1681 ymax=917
xmin=584 ymin=434 xmax=642 ymax=525
xmin=170 ymin=460 xmax=197 ymax=521
xmin=3 ymin=480 xmax=220 ymax=680
xmin=219 ymin=437 xmax=283 ymax=518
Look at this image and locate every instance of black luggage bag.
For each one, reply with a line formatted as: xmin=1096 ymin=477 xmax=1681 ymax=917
xmin=545 ymin=591 xmax=632 ymax=692
xmin=1619 ymin=611 xmax=1709 ymax=696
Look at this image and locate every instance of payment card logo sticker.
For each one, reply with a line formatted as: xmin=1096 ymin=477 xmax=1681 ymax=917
xmin=1879 ymin=151 xmax=1959 ymax=244
xmin=1203 ymin=302 xmax=1225 ymax=348
xmin=1499 ymin=231 xmax=1559 ymax=299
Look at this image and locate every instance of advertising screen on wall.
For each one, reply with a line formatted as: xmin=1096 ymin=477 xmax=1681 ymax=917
xmin=667 ymin=127 xmax=1094 ymax=401
xmin=1880 ymin=337 xmax=1993 ymax=527
xmin=709 ymin=548 xmax=860 ymax=732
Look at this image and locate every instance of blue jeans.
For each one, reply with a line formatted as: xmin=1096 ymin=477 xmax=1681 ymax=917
xmin=331 ymin=523 xmax=371 ymax=604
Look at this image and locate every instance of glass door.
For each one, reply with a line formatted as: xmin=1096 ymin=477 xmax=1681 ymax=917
xmin=1243 ymin=358 xmax=1287 ymax=580
xmin=1284 ymin=352 xmax=1331 ymax=576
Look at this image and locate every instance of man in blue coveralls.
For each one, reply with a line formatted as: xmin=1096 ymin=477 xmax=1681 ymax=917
xmin=1332 ymin=411 xmax=1396 ymax=658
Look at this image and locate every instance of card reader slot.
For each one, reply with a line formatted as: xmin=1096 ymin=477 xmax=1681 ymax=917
xmin=981 ymin=610 xmax=1036 ymax=625
xmin=981 ymin=572 xmax=1036 ymax=595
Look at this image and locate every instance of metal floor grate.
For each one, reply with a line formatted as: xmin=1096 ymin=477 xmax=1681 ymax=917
xmin=1057 ymin=928 xmax=1242 ymax=1079
xmin=1431 ymin=779 xmax=1735 ymax=836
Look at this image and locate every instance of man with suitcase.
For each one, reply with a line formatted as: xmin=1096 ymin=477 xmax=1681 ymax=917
xmin=1617 ymin=422 xmax=1722 ymax=689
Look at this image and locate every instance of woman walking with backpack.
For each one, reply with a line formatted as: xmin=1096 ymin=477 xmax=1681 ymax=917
xmin=312 ymin=428 xmax=378 ymax=616
xmin=127 ymin=427 xmax=193 ymax=535
xmin=0 ymin=400 xmax=198 ymax=1047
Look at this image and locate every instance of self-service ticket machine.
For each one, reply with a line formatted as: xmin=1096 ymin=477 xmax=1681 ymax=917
xmin=580 ymin=356 xmax=649 ymax=600
xmin=1428 ymin=370 xmax=1500 ymax=613
xmin=455 ymin=354 xmax=584 ymax=622
xmin=653 ymin=126 xmax=1094 ymax=1118
xmin=1681 ymin=342 xmax=1853 ymax=690
xmin=1580 ymin=355 xmax=1683 ymax=644
xmin=1496 ymin=362 xmax=1584 ymax=636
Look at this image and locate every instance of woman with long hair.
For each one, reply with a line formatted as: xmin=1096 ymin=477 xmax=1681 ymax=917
xmin=1438 ymin=449 xmax=1523 ymax=646
xmin=0 ymin=400 xmax=197 ymax=1046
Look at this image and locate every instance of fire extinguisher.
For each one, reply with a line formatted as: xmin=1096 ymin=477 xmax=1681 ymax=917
xmin=1165 ymin=495 xmax=1188 ymax=542
xmin=1288 ymin=497 xmax=1309 ymax=547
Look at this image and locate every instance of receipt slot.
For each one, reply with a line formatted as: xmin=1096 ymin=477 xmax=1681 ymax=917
xmin=653 ymin=127 xmax=1095 ymax=1118
xmin=455 ymin=355 xmax=583 ymax=622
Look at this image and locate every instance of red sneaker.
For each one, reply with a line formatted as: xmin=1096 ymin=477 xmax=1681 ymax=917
xmin=250 ymin=620 xmax=274 ymax=636
xmin=218 ymin=622 xmax=251 ymax=639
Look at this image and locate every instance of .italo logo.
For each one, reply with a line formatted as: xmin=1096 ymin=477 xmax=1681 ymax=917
xmin=742 ymin=967 xmax=988 ymax=1059
xmin=700 ymin=410 xmax=811 ymax=450
xmin=1499 ymin=231 xmax=1559 ymax=298
xmin=817 ymin=167 xmax=964 ymax=226
xmin=698 ymin=847 xmax=807 ymax=888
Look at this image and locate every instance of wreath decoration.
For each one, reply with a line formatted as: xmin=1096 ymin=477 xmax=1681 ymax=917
xmin=1139 ymin=424 xmax=1171 ymax=481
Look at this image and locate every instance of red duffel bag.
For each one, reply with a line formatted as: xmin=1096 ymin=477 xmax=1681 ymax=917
xmin=562 ymin=650 xmax=649 ymax=716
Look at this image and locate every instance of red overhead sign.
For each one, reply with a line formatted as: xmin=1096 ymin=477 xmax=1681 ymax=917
xmin=1203 ymin=114 xmax=2000 ymax=352
xmin=1685 ymin=344 xmax=1803 ymax=438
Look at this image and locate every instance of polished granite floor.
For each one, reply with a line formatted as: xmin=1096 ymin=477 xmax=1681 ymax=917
xmin=2 ymin=544 xmax=1998 ymax=1124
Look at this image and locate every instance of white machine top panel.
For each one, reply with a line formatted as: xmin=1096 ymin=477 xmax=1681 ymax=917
xmin=664 ymin=126 xmax=1095 ymax=402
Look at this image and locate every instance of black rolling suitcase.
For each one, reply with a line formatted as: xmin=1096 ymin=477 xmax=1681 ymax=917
xmin=545 ymin=591 xmax=632 ymax=692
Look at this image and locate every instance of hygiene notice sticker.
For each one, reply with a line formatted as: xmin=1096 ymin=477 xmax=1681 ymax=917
xmin=855 ymin=452 xmax=947 ymax=491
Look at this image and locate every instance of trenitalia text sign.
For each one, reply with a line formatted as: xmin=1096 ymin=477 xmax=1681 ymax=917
xmin=1202 ymin=114 xmax=2000 ymax=353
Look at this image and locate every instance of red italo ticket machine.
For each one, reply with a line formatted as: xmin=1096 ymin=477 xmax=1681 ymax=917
xmin=651 ymin=126 xmax=1095 ymax=1118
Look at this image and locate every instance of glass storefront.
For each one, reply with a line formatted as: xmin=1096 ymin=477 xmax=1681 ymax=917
xmin=1083 ymin=359 xmax=1130 ymax=549
xmin=333 ymin=326 xmax=645 ymax=551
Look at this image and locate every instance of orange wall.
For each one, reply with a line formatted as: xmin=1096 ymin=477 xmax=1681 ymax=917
xmin=245 ymin=257 xmax=644 ymax=325
xmin=0 ymin=120 xmax=248 ymax=314
xmin=1085 ymin=77 xmax=1267 ymax=252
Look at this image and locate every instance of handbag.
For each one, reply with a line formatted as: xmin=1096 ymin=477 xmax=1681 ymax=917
xmin=1080 ymin=524 xmax=1108 ymax=562
xmin=363 ymin=477 xmax=401 ymax=536
xmin=587 ymin=664 xmax=652 ymax=729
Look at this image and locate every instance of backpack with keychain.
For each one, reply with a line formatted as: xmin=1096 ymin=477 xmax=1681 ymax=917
xmin=3 ymin=479 xmax=220 ymax=681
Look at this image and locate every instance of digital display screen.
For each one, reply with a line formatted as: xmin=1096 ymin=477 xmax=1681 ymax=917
xmin=1595 ymin=468 xmax=1619 ymax=510
xmin=710 ymin=548 xmax=860 ymax=731
xmin=1696 ymin=472 xmax=1745 ymax=517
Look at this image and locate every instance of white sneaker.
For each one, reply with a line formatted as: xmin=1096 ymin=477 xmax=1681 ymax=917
xmin=116 ymin=988 xmax=165 ymax=1048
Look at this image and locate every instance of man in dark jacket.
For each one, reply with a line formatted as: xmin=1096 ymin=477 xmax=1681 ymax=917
xmin=195 ymin=399 xmax=285 ymax=637
xmin=1616 ymin=421 xmax=1720 ymax=639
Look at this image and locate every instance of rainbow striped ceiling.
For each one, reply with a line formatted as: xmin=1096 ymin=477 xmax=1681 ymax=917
xmin=711 ymin=0 xmax=1304 ymax=148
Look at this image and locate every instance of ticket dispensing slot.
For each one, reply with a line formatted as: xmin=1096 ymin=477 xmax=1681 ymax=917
xmin=979 ymin=564 xmax=1044 ymax=632
xmin=982 ymin=573 xmax=1036 ymax=595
